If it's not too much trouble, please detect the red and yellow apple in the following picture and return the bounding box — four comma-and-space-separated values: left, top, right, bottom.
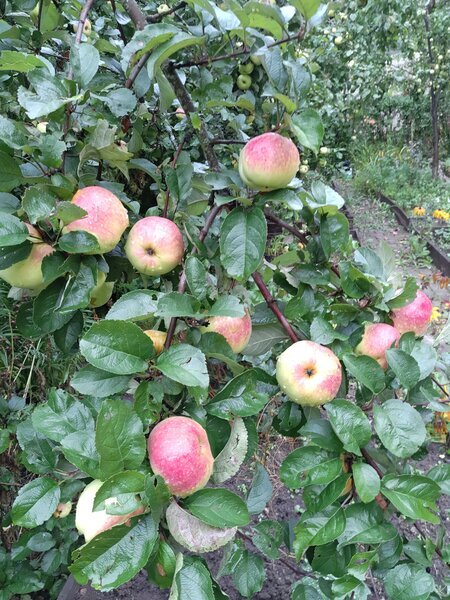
201, 310, 252, 353
144, 329, 167, 354
89, 271, 114, 308
391, 290, 433, 336
276, 340, 342, 406
239, 132, 300, 191
62, 186, 129, 255
355, 323, 400, 369
147, 416, 214, 497
125, 216, 184, 276
53, 501, 72, 519
75, 479, 146, 543
0, 224, 54, 290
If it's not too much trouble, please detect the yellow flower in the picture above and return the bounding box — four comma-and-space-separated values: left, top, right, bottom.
431, 306, 442, 321
413, 206, 426, 216
433, 209, 450, 221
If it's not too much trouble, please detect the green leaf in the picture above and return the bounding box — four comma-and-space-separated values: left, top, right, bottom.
385, 349, 421, 389
427, 463, 450, 495
70, 514, 157, 591
96, 399, 146, 479
33, 279, 76, 334
342, 354, 385, 394
60, 430, 100, 478
337, 502, 396, 548
71, 365, 131, 398
57, 259, 97, 313
209, 296, 245, 318
105, 289, 157, 322
156, 292, 201, 319
80, 320, 155, 375
0, 51, 45, 72
0, 115, 27, 149
147, 539, 176, 589
16, 418, 58, 474
71, 43, 100, 88
212, 417, 248, 484
292, 582, 323, 600
352, 462, 380, 503
0, 192, 20, 214
22, 186, 56, 223
373, 400, 426, 458
246, 463, 273, 514
18, 69, 77, 119
166, 502, 237, 554
183, 488, 250, 528
11, 477, 60, 528
185, 256, 209, 300
232, 551, 265, 599
310, 316, 347, 345
280, 446, 342, 489
0, 214, 28, 246
291, 109, 324, 154
104, 88, 137, 117
252, 520, 284, 560
386, 277, 418, 309
291, 0, 321, 20
384, 564, 435, 600
134, 381, 163, 426
219, 207, 267, 281
32, 389, 94, 442
245, 322, 289, 356
156, 344, 209, 388
381, 474, 441, 523
58, 231, 101, 254
325, 399, 372, 456
0, 429, 10, 453
294, 505, 346, 559
320, 212, 350, 258
93, 471, 145, 515
147, 32, 204, 80
175, 558, 216, 599
300, 417, 343, 452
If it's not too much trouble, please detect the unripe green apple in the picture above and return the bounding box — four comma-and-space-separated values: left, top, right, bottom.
89, 271, 114, 308
54, 502, 73, 518
328, 9, 335, 17
319, 146, 330, 155
237, 74, 252, 90
299, 164, 309, 174
125, 216, 184, 276
72, 18, 91, 36
0, 224, 54, 290
36, 121, 48, 134
250, 54, 262, 65
276, 340, 342, 406
239, 62, 254, 75
157, 3, 169, 13
201, 310, 252, 353
148, 416, 214, 497
62, 187, 129, 255
75, 480, 146, 543
334, 36, 344, 46
239, 132, 300, 191
319, 159, 327, 167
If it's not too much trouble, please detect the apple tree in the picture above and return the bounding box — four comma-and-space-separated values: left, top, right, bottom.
0, 0, 449, 599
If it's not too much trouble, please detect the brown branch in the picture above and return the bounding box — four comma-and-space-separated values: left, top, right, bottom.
125, 52, 150, 89
147, 1, 186, 22
164, 62, 220, 171
211, 139, 247, 145
164, 203, 224, 348
252, 271, 300, 343
121, 0, 146, 30
174, 26, 306, 69
110, 0, 127, 44
264, 209, 308, 245
37, 0, 44, 32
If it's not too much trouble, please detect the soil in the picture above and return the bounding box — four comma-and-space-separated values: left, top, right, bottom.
69, 184, 450, 600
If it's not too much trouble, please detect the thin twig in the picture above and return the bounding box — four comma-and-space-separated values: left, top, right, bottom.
264, 209, 308, 245
369, 570, 381, 600
432, 376, 449, 398
414, 522, 443, 558
164, 203, 224, 348
147, 1, 186, 22
252, 271, 300, 343
37, 0, 44, 32
109, 0, 127, 44
211, 138, 247, 145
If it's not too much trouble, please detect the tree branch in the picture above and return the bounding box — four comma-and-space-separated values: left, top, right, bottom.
264, 209, 308, 245
432, 376, 449, 398
252, 271, 300, 343
110, 0, 127, 44
121, 0, 146, 29
147, 1, 186, 22
164, 203, 224, 348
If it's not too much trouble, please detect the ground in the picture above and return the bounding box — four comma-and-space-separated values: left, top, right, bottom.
70, 184, 450, 600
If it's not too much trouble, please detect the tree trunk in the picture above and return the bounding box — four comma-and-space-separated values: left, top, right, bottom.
424, 3, 439, 178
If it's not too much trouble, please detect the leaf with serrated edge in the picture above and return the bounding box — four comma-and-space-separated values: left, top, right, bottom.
166, 501, 237, 553
212, 418, 248, 484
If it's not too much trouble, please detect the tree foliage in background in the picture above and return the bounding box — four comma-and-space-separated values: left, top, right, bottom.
0, 0, 449, 599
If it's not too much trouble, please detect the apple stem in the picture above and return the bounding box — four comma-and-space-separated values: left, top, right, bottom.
252, 271, 300, 343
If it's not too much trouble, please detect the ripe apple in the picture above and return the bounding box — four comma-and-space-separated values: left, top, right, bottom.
62, 186, 129, 255
125, 216, 184, 276
237, 74, 252, 90
239, 62, 254, 75
147, 416, 214, 497
355, 323, 400, 369
89, 271, 114, 308
175, 106, 186, 119
144, 329, 167, 354
239, 132, 300, 191
276, 340, 342, 406
0, 224, 54, 290
201, 310, 252, 353
53, 502, 72, 518
391, 289, 433, 336
75, 479, 146, 543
